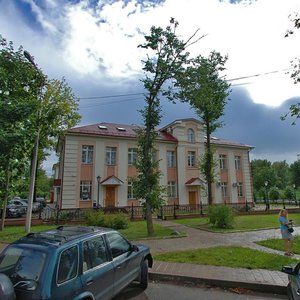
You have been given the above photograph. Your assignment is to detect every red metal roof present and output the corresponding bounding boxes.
[67,122,178,142]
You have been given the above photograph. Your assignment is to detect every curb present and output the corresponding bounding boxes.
[149,272,287,295]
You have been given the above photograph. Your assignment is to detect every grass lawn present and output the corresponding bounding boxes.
[0,221,182,244]
[256,235,300,254]
[173,213,300,232]
[154,246,298,271]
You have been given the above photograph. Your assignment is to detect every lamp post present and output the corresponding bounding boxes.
[24,50,44,233]
[97,176,101,207]
[264,181,269,211]
[293,184,297,205]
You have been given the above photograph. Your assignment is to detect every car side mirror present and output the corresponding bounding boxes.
[282,266,295,275]
[130,244,139,252]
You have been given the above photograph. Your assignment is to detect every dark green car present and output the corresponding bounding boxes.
[0,226,153,300]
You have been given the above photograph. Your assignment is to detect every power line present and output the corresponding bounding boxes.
[78,67,292,108]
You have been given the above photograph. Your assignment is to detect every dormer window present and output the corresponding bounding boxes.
[187,128,195,143]
[117,127,126,132]
[98,125,107,130]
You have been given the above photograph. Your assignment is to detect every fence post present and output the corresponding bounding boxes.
[200,201,203,216]
[131,203,134,220]
[173,202,176,219]
[55,208,60,225]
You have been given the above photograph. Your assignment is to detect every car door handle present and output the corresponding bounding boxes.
[297,289,300,296]
[86,278,93,286]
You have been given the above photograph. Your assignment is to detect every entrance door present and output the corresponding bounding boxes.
[105,187,115,207]
[188,191,197,210]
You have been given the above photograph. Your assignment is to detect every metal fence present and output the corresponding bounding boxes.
[41,202,261,223]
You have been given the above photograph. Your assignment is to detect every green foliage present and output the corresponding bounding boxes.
[208,205,234,229]
[268,186,280,200]
[85,211,129,230]
[175,51,231,204]
[284,186,295,200]
[135,18,202,236]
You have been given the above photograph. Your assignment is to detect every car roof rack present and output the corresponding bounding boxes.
[24,226,110,245]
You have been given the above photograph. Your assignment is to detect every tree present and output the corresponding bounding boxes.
[175,51,231,205]
[0,35,42,229]
[0,35,80,230]
[134,18,203,236]
[282,12,300,123]
[290,159,300,188]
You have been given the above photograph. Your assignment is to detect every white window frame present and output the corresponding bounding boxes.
[167,151,176,168]
[128,148,137,166]
[81,145,93,164]
[80,181,92,200]
[235,155,241,170]
[127,181,136,199]
[237,182,243,197]
[187,151,196,167]
[221,182,228,197]
[187,128,195,143]
[219,154,227,170]
[106,147,117,165]
[168,181,177,198]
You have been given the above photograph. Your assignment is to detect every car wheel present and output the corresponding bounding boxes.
[139,259,148,290]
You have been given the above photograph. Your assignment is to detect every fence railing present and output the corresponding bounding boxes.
[41,202,262,223]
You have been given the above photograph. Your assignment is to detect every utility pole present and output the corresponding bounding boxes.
[24,50,44,233]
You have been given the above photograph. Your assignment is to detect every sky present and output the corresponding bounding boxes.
[0,0,299,174]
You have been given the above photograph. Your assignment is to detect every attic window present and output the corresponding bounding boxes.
[117,127,126,132]
[98,125,107,130]
[211,137,219,140]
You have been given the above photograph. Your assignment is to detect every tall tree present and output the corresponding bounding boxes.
[0,35,42,229]
[0,36,81,230]
[135,18,203,236]
[290,159,300,188]
[175,51,231,205]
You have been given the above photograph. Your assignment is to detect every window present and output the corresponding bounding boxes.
[106,147,117,165]
[168,181,177,198]
[106,232,131,258]
[167,151,176,168]
[81,145,93,164]
[219,154,227,170]
[80,181,92,200]
[187,151,196,167]
[83,236,108,272]
[128,148,137,165]
[237,182,243,197]
[57,246,78,284]
[235,155,241,170]
[127,181,136,199]
[187,128,195,143]
[221,182,228,197]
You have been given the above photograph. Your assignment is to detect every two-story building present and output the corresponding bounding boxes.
[53,118,253,209]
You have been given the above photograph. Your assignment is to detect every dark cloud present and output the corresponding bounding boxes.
[216,87,300,161]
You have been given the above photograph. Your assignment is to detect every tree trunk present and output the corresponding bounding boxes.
[1,164,10,231]
[145,202,154,236]
[206,123,213,205]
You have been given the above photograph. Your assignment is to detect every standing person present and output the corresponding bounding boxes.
[279,209,294,256]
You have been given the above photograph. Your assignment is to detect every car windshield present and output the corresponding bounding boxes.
[0,246,46,285]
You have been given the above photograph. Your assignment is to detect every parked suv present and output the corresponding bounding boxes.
[0,226,152,300]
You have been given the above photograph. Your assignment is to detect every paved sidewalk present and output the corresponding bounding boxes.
[137,220,299,295]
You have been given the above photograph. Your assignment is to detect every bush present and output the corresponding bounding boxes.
[85,211,129,229]
[269,187,280,200]
[208,205,234,229]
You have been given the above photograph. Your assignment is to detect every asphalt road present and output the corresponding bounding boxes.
[114,281,287,300]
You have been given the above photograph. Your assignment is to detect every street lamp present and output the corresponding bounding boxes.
[264,181,269,211]
[97,176,101,207]
[293,184,297,204]
[24,50,44,233]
